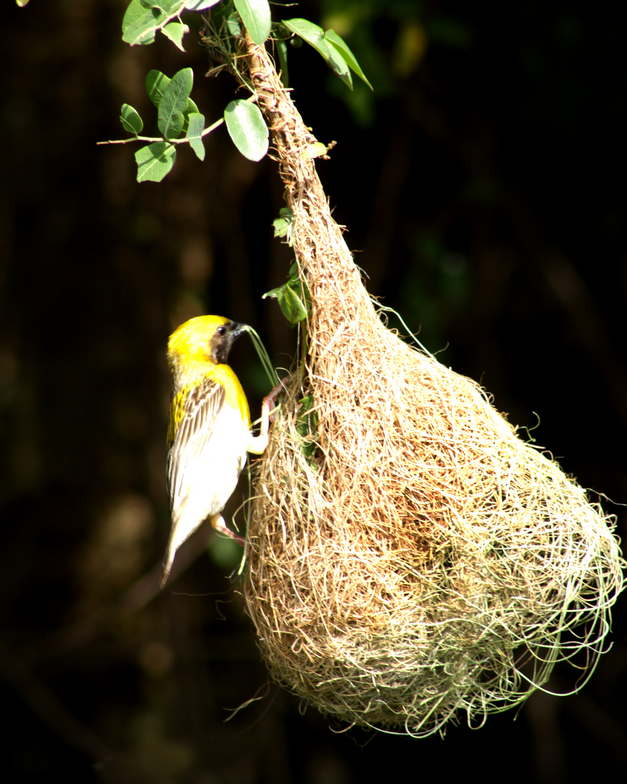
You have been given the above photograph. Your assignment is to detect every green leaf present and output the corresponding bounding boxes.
[283,18,352,89]
[146,70,171,108]
[161,22,188,51]
[263,268,309,324]
[272,207,294,242]
[179,99,197,134]
[273,217,290,239]
[263,283,284,299]
[324,29,373,90]
[184,0,220,9]
[123,0,195,47]
[141,0,180,10]
[281,285,308,322]
[233,0,271,45]
[158,67,193,138]
[224,100,268,161]
[186,97,199,114]
[287,260,299,280]
[303,142,328,159]
[181,97,200,134]
[120,104,144,134]
[283,18,324,55]
[135,142,177,182]
[226,12,242,36]
[187,113,206,160]
[122,0,161,45]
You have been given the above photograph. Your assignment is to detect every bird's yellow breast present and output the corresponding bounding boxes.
[208,363,251,428]
[167,363,251,449]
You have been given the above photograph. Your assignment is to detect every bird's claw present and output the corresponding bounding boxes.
[263,378,287,424]
[211,514,245,546]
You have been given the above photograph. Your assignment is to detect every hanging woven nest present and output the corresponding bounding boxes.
[239,38,624,737]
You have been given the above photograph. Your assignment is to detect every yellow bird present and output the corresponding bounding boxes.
[162,315,280,587]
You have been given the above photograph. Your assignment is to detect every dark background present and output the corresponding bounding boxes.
[1,1,627,782]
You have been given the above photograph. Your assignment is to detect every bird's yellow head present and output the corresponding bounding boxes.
[167,315,246,386]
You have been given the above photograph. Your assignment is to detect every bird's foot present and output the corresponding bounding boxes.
[210,514,245,546]
[263,378,287,424]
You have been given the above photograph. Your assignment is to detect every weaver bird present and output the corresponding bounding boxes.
[162,315,280,587]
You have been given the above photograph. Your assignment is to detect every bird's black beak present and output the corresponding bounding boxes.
[229,321,247,341]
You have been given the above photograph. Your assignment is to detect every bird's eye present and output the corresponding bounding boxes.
[217,326,226,336]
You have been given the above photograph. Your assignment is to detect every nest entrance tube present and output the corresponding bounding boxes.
[240,38,624,737]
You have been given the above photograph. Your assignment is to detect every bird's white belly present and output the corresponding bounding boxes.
[181,406,250,526]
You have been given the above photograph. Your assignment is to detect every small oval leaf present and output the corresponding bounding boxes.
[140,0,176,9]
[225,12,242,36]
[284,18,352,89]
[186,113,206,161]
[135,142,177,182]
[140,0,179,9]
[184,0,220,9]
[233,0,271,45]
[161,21,188,52]
[146,70,171,108]
[122,0,161,45]
[158,67,194,138]
[283,18,324,49]
[303,142,328,159]
[281,284,308,323]
[120,104,144,134]
[224,100,268,162]
[324,29,372,90]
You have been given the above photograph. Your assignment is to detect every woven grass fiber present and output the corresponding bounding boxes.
[239,37,624,737]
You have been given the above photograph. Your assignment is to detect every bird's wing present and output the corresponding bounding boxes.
[166,377,226,513]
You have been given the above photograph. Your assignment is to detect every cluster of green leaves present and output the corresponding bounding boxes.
[121,0,270,51]
[115,1,363,433]
[123,0,370,85]
[262,216,319,456]
[118,66,270,182]
[113,0,371,182]
[123,0,222,50]
[264,212,312,327]
[121,68,203,181]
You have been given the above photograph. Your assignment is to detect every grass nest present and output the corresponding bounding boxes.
[240,38,624,737]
